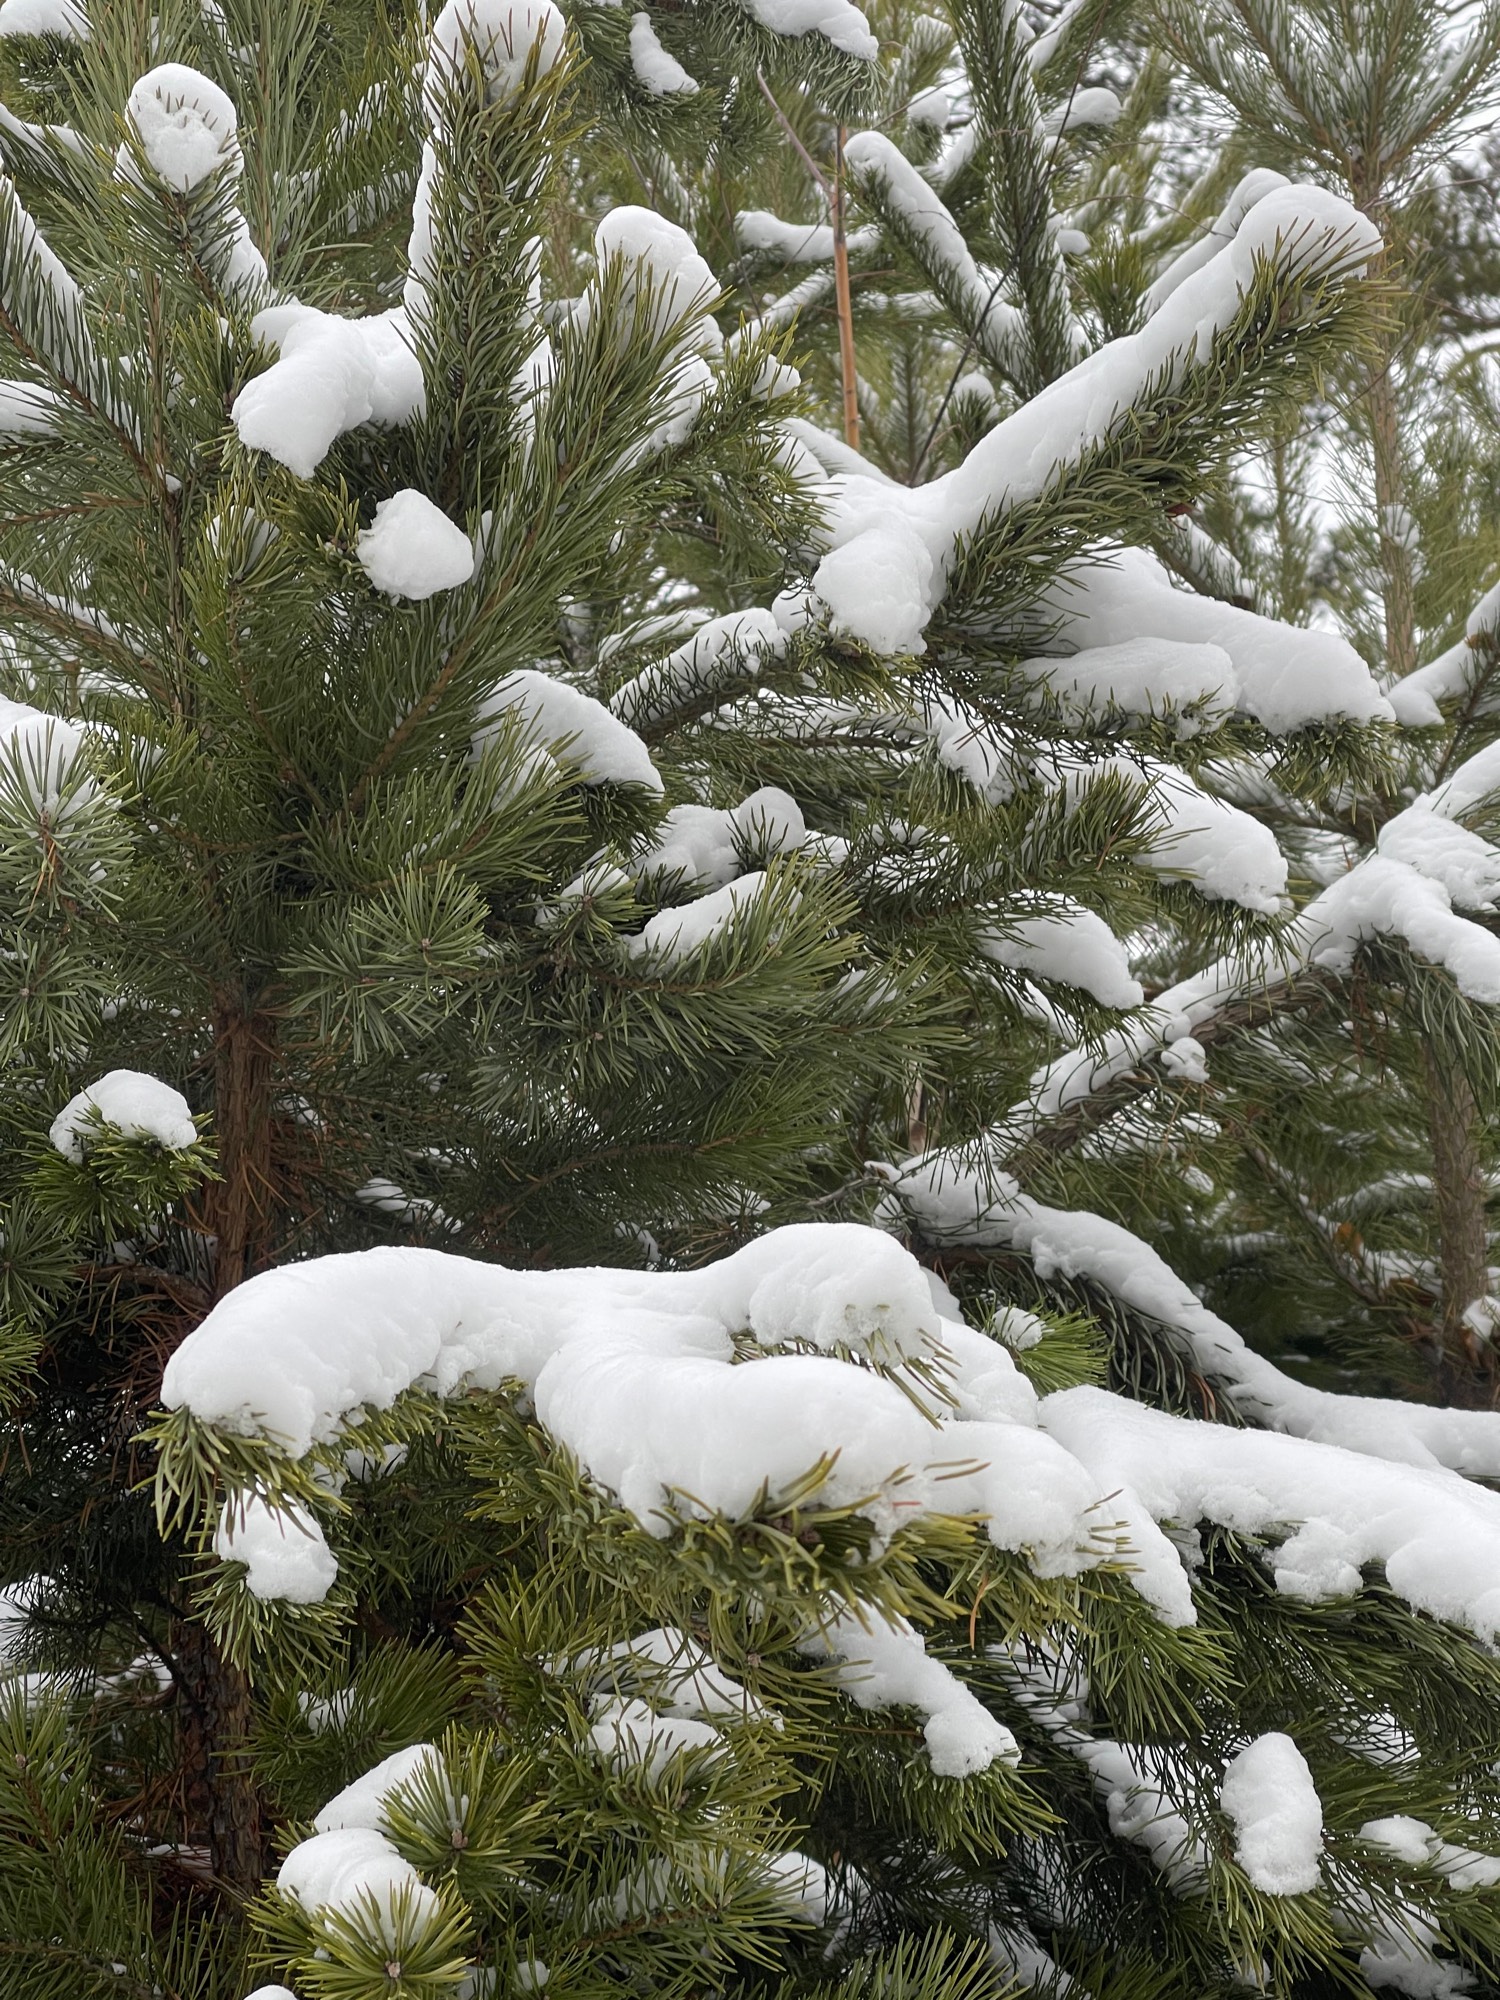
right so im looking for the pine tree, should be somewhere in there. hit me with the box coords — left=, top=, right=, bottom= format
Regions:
left=1101, top=0, right=1500, bottom=1409
left=6, top=3, right=1500, bottom=2000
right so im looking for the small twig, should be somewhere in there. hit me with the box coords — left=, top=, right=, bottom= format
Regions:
left=832, top=124, right=861, bottom=449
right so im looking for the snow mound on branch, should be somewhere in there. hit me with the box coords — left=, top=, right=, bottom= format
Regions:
left=474, top=670, right=663, bottom=792
left=1047, top=547, right=1385, bottom=733
left=314, top=1743, right=442, bottom=1832
left=0, top=0, right=85, bottom=36
left=802, top=1607, right=1019, bottom=1776
left=1309, top=853, right=1500, bottom=1002
left=808, top=184, right=1387, bottom=727
left=1220, top=1734, right=1323, bottom=1894
left=215, top=1495, right=340, bottom=1602
left=593, top=206, right=720, bottom=350
left=124, top=64, right=239, bottom=191
left=1359, top=1816, right=1500, bottom=1892
left=1021, top=636, right=1238, bottom=733
left=738, top=0, right=877, bottom=59
left=1376, top=807, right=1500, bottom=911
left=356, top=490, right=475, bottom=600
left=1064, top=753, right=1288, bottom=911
left=0, top=380, right=60, bottom=435
left=426, top=0, right=567, bottom=117
left=232, top=304, right=424, bottom=478
left=588, top=1697, right=725, bottom=1776
left=816, top=514, right=935, bottom=653
left=637, top=786, right=806, bottom=889
left=1041, top=1385, right=1500, bottom=1639
left=50, top=1070, right=195, bottom=1161
left=886, top=1159, right=1500, bottom=1486
left=628, top=13, right=697, bottom=93
left=278, top=1826, right=439, bottom=1937
left=161, top=1224, right=1099, bottom=1605
left=610, top=608, right=785, bottom=732
left=0, top=694, right=93, bottom=814
left=982, top=901, right=1143, bottom=1008
left=1144, top=169, right=1290, bottom=311
left=625, top=871, right=785, bottom=960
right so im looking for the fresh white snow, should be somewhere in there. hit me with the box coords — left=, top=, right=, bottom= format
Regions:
left=356, top=490, right=476, bottom=600
left=1220, top=1733, right=1323, bottom=1894
left=49, top=1070, right=196, bottom=1162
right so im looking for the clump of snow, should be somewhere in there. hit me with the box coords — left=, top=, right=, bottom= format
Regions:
left=124, top=64, right=239, bottom=191
left=1144, top=169, right=1290, bottom=311
left=0, top=0, right=86, bottom=36
left=314, top=1743, right=442, bottom=1832
left=625, top=871, right=782, bottom=962
left=637, top=786, right=806, bottom=890
left=1043, top=85, right=1120, bottom=133
left=1309, top=854, right=1500, bottom=1003
left=922, top=692, right=1020, bottom=800
left=1021, top=636, right=1237, bottom=735
left=161, top=1222, right=1100, bottom=1604
left=0, top=694, right=94, bottom=817
left=578, top=1626, right=769, bottom=1722
left=0, top=380, right=59, bottom=435
left=1376, top=806, right=1500, bottom=912
left=232, top=304, right=424, bottom=478
left=816, top=511, right=936, bottom=652
left=736, top=0, right=877, bottom=59
left=611, top=608, right=785, bottom=733
left=1359, top=1817, right=1500, bottom=1892
left=215, top=1495, right=340, bottom=1602
left=802, top=1608, right=1019, bottom=1776
left=808, top=187, right=1386, bottom=700
left=843, top=132, right=1018, bottom=373
left=474, top=670, right=663, bottom=792
left=1068, top=753, right=1288, bottom=912
left=587, top=1696, right=725, bottom=1777
left=1160, top=1035, right=1208, bottom=1083
left=1220, top=1734, right=1323, bottom=1894
left=982, top=900, right=1144, bottom=1009
left=628, top=13, right=697, bottom=93
left=592, top=206, right=720, bottom=351
left=886, top=1158, right=1500, bottom=1488
left=1046, top=547, right=1388, bottom=734
left=425, top=0, right=567, bottom=120
left=356, top=490, right=475, bottom=601
left=50, top=1070, right=196, bottom=1162
left=278, top=1826, right=439, bottom=1940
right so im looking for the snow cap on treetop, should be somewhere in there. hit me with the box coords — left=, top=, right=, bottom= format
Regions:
left=123, top=64, right=241, bottom=192
left=425, top=0, right=567, bottom=121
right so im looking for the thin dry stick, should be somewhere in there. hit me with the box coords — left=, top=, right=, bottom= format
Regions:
left=832, top=124, right=861, bottom=449
left=754, top=72, right=861, bottom=449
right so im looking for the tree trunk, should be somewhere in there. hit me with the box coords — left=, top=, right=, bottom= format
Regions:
left=1423, top=1046, right=1495, bottom=1404
left=173, top=1004, right=278, bottom=1884
left=171, top=1616, right=264, bottom=1895
left=203, top=1004, right=277, bottom=1296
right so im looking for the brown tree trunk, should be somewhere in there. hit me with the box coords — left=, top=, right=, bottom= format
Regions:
left=203, top=1003, right=277, bottom=1296
left=174, top=1003, right=279, bottom=1884
left=170, top=1616, right=265, bottom=1896
left=1423, top=1047, right=1495, bottom=1404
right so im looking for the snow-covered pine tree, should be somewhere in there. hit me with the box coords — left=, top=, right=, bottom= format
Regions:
left=6, top=2, right=1500, bottom=1999
left=1117, top=0, right=1500, bottom=1411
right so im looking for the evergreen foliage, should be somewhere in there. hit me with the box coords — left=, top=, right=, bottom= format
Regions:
left=1, top=1, right=1500, bottom=1998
